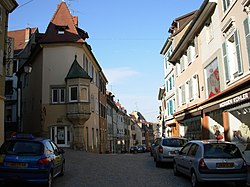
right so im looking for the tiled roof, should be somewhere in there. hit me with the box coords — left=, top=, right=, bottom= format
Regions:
left=40, top=2, right=87, bottom=44
left=65, top=55, right=92, bottom=80
left=8, top=28, right=37, bottom=54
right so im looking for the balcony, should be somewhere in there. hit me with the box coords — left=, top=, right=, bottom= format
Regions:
left=67, top=102, right=91, bottom=124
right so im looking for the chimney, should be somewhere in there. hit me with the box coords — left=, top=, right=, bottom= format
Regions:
left=25, top=28, right=31, bottom=42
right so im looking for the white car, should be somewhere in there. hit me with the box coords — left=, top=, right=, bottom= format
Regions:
left=154, top=137, right=187, bottom=167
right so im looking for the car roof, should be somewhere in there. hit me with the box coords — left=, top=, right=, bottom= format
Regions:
left=7, top=134, right=50, bottom=143
left=188, top=139, right=234, bottom=145
left=162, top=137, right=187, bottom=140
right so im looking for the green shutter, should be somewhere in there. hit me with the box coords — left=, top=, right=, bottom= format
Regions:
left=244, top=17, right=250, bottom=68
left=222, top=42, right=230, bottom=82
left=234, top=30, right=243, bottom=74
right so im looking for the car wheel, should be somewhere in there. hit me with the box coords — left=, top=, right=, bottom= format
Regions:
left=173, top=162, right=180, bottom=176
left=59, top=162, right=65, bottom=176
left=191, top=171, right=200, bottom=187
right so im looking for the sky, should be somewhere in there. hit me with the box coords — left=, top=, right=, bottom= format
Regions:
left=9, top=0, right=204, bottom=123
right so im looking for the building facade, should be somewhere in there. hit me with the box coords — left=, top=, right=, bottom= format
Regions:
left=161, top=0, right=250, bottom=157
left=0, top=0, right=18, bottom=144
left=15, top=2, right=107, bottom=152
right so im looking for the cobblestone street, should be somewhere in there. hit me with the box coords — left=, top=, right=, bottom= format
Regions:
left=52, top=149, right=239, bottom=187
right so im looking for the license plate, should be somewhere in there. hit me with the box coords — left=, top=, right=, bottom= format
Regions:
left=7, top=162, right=28, bottom=168
left=216, top=162, right=234, bottom=168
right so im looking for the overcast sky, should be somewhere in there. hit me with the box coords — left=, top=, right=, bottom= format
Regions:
left=9, top=0, right=204, bottom=122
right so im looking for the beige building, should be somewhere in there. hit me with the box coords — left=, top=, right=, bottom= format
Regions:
left=0, top=0, right=18, bottom=144
left=159, top=11, right=196, bottom=137
left=16, top=2, right=107, bottom=152
left=163, top=0, right=250, bottom=146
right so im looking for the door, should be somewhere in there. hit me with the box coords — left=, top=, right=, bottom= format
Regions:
left=50, top=126, right=70, bottom=147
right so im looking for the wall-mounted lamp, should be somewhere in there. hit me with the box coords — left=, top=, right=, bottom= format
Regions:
left=24, top=64, right=32, bottom=74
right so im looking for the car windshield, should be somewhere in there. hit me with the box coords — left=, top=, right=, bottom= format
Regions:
left=162, top=139, right=186, bottom=147
left=0, top=140, right=43, bottom=155
left=204, top=143, right=242, bottom=158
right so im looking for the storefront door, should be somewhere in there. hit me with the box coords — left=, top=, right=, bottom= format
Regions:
left=50, top=126, right=70, bottom=147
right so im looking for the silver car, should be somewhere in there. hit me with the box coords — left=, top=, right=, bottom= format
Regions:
left=154, top=137, right=187, bottom=167
left=173, top=140, right=248, bottom=187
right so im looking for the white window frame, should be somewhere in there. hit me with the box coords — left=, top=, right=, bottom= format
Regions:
left=51, top=88, right=65, bottom=104
left=69, top=86, right=78, bottom=102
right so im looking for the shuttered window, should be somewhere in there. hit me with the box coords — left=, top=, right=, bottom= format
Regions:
left=244, top=17, right=250, bottom=69
left=234, top=30, right=243, bottom=74
left=222, top=42, right=230, bottom=82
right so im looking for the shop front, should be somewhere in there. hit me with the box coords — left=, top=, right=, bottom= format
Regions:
left=174, top=109, right=202, bottom=140
left=203, top=90, right=250, bottom=163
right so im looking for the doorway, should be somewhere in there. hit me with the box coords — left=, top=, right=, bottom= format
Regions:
left=50, top=126, right=70, bottom=147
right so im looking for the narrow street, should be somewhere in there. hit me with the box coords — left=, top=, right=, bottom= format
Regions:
left=52, top=149, right=237, bottom=187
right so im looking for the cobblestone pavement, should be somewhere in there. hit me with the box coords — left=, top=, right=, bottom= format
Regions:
left=52, top=148, right=238, bottom=187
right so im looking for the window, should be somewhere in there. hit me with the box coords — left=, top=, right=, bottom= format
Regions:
left=206, top=18, right=214, bottom=43
left=51, top=87, right=65, bottom=104
left=58, top=28, right=65, bottom=35
left=243, top=17, right=250, bottom=68
left=180, top=54, right=187, bottom=72
left=222, top=30, right=243, bottom=83
left=89, top=63, right=93, bottom=78
left=187, top=42, right=195, bottom=65
left=5, top=80, right=13, bottom=95
left=222, top=0, right=233, bottom=12
left=69, top=86, right=78, bottom=102
left=180, top=85, right=186, bottom=105
left=188, top=78, right=193, bottom=101
left=91, top=95, right=94, bottom=112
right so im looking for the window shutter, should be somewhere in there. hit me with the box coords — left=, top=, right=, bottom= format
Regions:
left=244, top=17, right=250, bottom=68
left=194, top=36, right=198, bottom=57
left=222, top=42, right=230, bottom=82
left=234, top=30, right=243, bottom=74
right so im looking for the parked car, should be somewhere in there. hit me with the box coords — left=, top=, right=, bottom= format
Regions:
left=151, top=138, right=161, bottom=157
left=173, top=140, right=248, bottom=187
left=0, top=134, right=65, bottom=187
left=137, top=145, right=146, bottom=153
left=154, top=137, right=187, bottom=167
left=130, top=146, right=138, bottom=153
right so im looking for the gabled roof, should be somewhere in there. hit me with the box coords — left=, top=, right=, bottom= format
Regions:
left=40, top=1, right=88, bottom=44
left=8, top=28, right=38, bottom=54
left=65, top=55, right=92, bottom=80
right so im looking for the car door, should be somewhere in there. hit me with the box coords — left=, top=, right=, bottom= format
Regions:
left=183, top=143, right=199, bottom=177
left=50, top=141, right=63, bottom=176
left=176, top=142, right=192, bottom=174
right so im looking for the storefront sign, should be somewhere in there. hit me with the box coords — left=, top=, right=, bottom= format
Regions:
left=219, top=92, right=249, bottom=108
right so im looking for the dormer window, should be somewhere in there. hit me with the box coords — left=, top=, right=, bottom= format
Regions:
left=58, top=28, right=65, bottom=35
left=56, top=25, right=69, bottom=35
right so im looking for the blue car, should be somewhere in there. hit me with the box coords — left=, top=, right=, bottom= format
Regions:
left=0, top=134, right=65, bottom=187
